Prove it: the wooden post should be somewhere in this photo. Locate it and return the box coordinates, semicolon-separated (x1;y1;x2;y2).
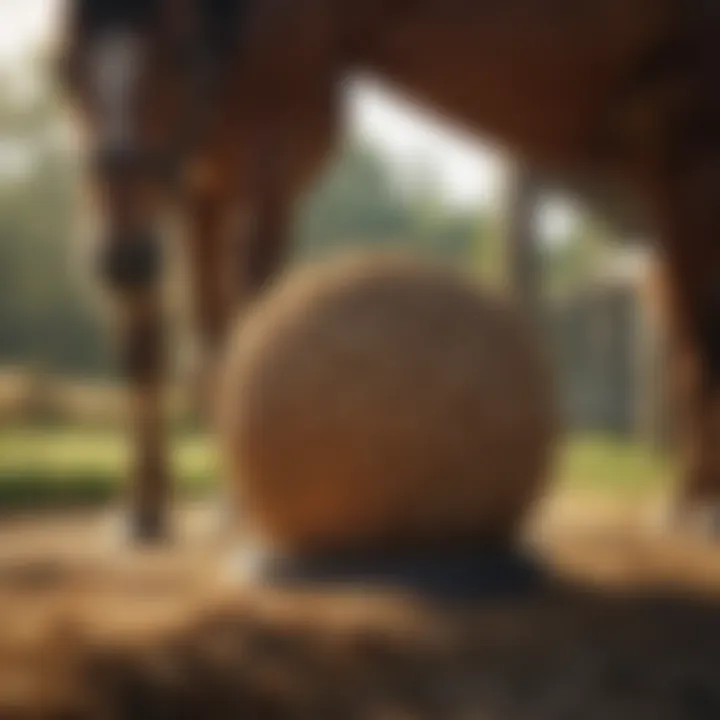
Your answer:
504;164;544;325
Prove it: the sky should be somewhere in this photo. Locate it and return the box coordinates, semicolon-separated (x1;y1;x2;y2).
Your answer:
0;0;573;237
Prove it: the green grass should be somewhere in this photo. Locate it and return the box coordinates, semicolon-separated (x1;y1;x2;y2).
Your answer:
0;426;217;513
0;426;674;513
553;436;675;499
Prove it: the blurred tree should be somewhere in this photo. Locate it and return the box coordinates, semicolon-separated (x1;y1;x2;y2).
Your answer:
0;61;111;377
543;214;609;297
472;211;506;290
295;140;482;266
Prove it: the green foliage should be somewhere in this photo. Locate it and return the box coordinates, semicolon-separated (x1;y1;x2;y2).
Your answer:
542;215;610;297
295;140;482;265
0;67;111;377
471;212;509;291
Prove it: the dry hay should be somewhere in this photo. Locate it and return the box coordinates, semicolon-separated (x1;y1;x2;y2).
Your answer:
1;507;720;718
217;252;557;555
2;567;720;719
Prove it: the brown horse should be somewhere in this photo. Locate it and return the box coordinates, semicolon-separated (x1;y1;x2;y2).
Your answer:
57;0;720;541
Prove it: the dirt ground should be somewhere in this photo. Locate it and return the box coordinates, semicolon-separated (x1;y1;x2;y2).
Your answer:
2;496;720;598
1;498;720;718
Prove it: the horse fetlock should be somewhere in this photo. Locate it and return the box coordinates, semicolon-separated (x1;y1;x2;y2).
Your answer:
129;459;172;542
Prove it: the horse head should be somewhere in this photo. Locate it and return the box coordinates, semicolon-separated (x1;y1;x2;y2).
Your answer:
57;1;245;253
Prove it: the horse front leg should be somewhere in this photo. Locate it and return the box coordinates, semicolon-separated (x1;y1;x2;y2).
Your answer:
184;189;235;417
182;185;290;411
99;229;170;544
183;180;291;535
212;190;292;535
242;193;291;300
649;129;720;537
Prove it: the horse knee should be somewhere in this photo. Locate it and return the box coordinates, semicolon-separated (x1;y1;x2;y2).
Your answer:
97;231;165;383
97;230;163;296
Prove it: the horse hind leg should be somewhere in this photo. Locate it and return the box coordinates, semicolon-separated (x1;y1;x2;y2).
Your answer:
183;190;235;419
183;187;249;537
649;126;720;538
215;186;293;536
671;296;720;538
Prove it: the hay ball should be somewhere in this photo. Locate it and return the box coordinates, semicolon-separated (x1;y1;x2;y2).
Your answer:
217;253;557;554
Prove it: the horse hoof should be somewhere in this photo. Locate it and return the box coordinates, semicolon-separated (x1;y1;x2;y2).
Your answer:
103;510;170;547
653;500;720;542
130;514;170;545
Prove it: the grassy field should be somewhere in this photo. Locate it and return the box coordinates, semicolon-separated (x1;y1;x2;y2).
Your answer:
0;426;215;512
0;425;675;513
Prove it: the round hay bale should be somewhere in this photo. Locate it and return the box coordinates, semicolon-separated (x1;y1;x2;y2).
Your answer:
217;252;558;555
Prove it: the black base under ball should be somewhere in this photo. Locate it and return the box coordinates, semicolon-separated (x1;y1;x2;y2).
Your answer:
257;544;547;602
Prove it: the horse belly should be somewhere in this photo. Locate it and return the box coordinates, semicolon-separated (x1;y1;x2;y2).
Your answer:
362;0;678;165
